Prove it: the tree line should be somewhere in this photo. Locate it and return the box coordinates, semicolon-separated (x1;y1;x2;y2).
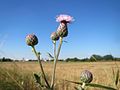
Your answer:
0;54;120;62
65;54;120;62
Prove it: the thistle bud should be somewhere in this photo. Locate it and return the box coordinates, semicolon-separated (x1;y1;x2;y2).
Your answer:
26;34;38;46
56;14;74;37
80;70;93;83
50;32;59;41
57;22;68;37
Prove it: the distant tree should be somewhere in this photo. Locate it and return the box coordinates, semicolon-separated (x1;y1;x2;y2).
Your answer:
72;57;79;61
28;59;37;62
80;58;89;62
103;55;114;60
65;58;70;62
58;59;64;61
2;57;5;61
89;54;103;61
1;57;13;62
114;58;120;61
65;57;80;62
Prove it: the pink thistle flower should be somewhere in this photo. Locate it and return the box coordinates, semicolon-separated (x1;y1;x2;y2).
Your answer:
56;14;74;23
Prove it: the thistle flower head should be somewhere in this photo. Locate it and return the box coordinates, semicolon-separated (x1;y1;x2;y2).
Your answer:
80;70;93;83
26;34;38;46
50;32;59;41
57;25;68;38
56;14;74;23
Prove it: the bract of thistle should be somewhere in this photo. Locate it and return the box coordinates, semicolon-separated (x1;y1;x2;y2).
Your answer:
80;70;93;83
56;14;74;23
26;34;38;46
57;23;68;37
50;32;59;41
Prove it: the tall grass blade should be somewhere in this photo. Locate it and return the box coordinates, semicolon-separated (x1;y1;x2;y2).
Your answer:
112;67;115;79
6;71;24;90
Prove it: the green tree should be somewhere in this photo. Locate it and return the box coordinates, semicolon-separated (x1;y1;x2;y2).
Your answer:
90;54;103;61
103;55;114;60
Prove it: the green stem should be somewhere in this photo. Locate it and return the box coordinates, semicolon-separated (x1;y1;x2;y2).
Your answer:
32;46;50;88
56;37;63;60
81;83;85;90
50;41;56;89
51;37;63;89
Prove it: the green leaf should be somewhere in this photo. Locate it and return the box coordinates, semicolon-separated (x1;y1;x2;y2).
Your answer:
65;80;82;85
34;73;41;84
86;83;116;90
63;40;68;43
65;80;117;90
115;69;119;86
47;52;54;59
34;73;44;87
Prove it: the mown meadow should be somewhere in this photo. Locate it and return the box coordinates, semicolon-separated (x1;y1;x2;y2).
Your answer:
0;61;120;90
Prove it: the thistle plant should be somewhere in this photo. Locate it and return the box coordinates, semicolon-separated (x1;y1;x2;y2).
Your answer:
26;14;74;90
79;70;93;90
50;14;74;89
26;34;50;89
25;14;119;90
67;70;117;90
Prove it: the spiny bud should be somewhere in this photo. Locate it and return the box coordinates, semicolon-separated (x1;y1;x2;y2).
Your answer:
80;70;93;83
26;34;38;46
50;32;59;41
57;22;68;37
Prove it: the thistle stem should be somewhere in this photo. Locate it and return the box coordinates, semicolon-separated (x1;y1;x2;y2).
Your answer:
81;83;86;90
51;37;63;89
32;46;50;88
50;41;56;88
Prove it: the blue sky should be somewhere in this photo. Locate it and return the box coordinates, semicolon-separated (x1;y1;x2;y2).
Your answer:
0;0;120;60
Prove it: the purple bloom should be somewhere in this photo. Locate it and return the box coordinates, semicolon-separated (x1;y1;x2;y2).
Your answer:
56;14;74;23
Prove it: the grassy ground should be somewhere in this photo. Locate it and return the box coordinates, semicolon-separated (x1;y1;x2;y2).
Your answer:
0;61;120;90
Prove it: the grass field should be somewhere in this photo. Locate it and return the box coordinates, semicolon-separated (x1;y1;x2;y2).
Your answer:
0;61;120;90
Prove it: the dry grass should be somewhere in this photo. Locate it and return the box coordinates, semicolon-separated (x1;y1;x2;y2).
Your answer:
0;61;120;90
